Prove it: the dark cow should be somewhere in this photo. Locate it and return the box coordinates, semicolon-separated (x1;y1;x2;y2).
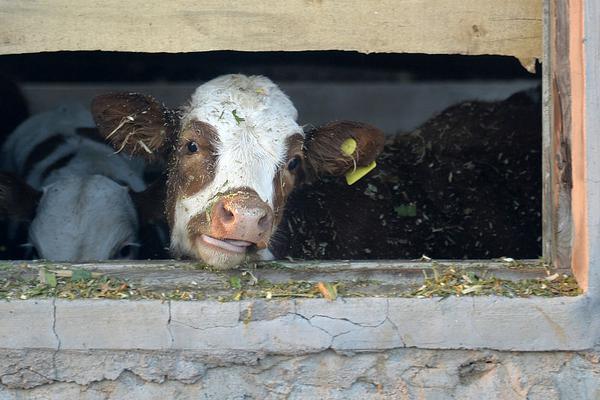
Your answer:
274;88;542;260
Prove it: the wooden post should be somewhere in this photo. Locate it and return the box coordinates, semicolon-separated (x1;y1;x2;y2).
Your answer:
548;0;591;288
547;0;574;274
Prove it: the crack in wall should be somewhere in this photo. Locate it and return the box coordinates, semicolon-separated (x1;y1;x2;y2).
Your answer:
168;302;242;331
168;319;241;331
51;298;61;380
51;298;61;350
287;312;336;345
167;300;174;347
307;313;388;328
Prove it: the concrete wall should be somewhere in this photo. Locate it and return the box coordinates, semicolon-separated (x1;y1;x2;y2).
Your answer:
0;291;597;399
1;348;599;399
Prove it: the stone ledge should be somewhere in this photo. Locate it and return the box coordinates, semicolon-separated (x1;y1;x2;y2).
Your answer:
0;295;596;353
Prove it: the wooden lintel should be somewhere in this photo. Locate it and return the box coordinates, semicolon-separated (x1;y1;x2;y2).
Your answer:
0;0;542;58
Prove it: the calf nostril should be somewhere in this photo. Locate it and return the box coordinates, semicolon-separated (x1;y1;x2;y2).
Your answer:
215;201;235;224
223;207;234;221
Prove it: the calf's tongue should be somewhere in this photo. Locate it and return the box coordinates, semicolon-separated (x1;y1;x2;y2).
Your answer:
200;235;252;253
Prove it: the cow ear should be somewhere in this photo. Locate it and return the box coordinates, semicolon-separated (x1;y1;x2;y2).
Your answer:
304;121;385;179
0;172;41;221
130;175;167;226
91;93;179;160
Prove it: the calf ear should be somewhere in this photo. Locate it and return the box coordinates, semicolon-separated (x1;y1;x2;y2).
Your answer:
304;121;385;179
0;173;41;221
91;93;179;160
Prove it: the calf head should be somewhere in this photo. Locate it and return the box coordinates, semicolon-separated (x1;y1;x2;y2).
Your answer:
0;173;161;261
93;74;384;268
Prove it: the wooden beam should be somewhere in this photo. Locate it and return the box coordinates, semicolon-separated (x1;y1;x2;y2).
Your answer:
548;0;575;275
548;0;590;289
569;0;587;288
0;0;542;59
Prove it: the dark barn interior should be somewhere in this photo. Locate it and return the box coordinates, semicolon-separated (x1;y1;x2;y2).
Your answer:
0;51;541;261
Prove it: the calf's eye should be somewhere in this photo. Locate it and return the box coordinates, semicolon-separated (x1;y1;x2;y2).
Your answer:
117;244;135;259
187;141;199;153
287;157;300;172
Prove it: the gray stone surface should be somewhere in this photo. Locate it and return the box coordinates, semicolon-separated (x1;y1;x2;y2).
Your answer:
55;300;171;350
1;348;600;399
1;295;596;353
0;299;57;349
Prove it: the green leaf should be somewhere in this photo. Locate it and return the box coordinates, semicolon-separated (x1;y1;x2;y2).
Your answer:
44;271;57;288
230;275;242;289
71;269;92;282
394;203;417;217
232;109;245;125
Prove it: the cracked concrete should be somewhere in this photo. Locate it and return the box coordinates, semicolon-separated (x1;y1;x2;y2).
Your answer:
0;296;597;353
1;348;600;399
1;295;599;398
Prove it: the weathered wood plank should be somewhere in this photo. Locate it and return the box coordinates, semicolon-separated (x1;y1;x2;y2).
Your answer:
542;0;552;263
0;0;542;59
548;0;574;274
568;0;588;288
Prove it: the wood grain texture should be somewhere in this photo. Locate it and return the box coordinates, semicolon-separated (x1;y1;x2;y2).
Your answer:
568;0;587;289
549;0;574;274
0;0;542;57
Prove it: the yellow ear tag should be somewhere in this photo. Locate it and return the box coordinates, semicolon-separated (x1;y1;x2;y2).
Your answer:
340;138;377;185
345;161;377;185
340;138;357;155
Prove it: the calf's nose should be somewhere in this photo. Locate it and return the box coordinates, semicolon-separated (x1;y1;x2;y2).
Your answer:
211;192;273;247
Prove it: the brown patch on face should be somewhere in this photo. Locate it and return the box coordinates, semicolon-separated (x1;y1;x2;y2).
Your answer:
165;120;219;226
186;208;210;242
272;133;305;227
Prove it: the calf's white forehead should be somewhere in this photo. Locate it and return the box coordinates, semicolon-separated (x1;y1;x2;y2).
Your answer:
185;74;303;204
171;75;303;257
30;175;138;261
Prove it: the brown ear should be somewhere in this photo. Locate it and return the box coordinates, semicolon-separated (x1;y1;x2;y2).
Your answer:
304;121;385;178
130;175;167;226
91;93;179;160
0;172;41;221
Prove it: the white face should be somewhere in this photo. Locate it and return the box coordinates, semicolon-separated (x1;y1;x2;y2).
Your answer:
29;175;139;261
169;74;304;265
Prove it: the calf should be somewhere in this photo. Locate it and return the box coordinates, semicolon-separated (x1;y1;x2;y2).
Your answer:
92;74;384;268
0;104;162;261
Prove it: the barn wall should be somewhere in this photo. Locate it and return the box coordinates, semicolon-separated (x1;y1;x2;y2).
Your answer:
1;348;599;399
21;80;539;135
